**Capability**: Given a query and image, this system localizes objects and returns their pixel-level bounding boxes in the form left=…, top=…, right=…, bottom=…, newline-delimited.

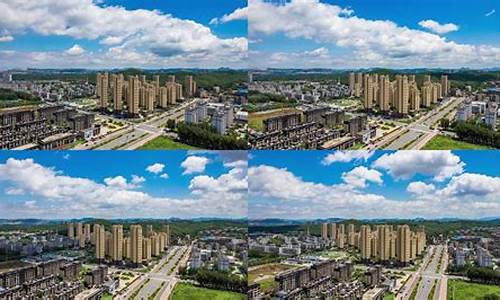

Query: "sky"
left=0, top=150, right=247, bottom=220
left=249, top=150, right=500, bottom=220
left=249, top=0, right=500, bottom=69
left=0, top=0, right=248, bottom=69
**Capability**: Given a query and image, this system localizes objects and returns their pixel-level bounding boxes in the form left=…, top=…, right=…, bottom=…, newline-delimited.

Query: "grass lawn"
left=139, top=136, right=197, bottom=150
left=171, top=283, right=246, bottom=300
left=384, top=293, right=395, bottom=300
left=102, top=293, right=113, bottom=300
left=447, top=280, right=500, bottom=300
left=423, top=135, right=493, bottom=150
left=249, top=108, right=300, bottom=131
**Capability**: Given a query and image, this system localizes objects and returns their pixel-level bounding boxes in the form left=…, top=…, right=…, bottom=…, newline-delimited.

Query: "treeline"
left=249, top=249, right=281, bottom=267
left=453, top=121, right=500, bottom=148
left=248, top=91, right=292, bottom=104
left=447, top=265, right=500, bottom=285
left=0, top=88, right=41, bottom=108
left=177, top=122, right=249, bottom=150
left=14, top=70, right=247, bottom=90
left=180, top=267, right=247, bottom=293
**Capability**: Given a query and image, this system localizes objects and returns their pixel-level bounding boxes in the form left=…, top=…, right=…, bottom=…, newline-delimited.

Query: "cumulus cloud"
left=0, top=35, right=14, bottom=42
left=342, top=166, right=383, bottom=188
left=418, top=20, right=459, bottom=35
left=181, top=156, right=210, bottom=175
left=0, top=0, right=247, bottom=68
left=210, top=7, right=248, bottom=25
left=407, top=181, right=436, bottom=196
left=0, top=158, right=246, bottom=219
left=322, top=150, right=374, bottom=165
left=372, top=151, right=464, bottom=182
left=248, top=0, right=500, bottom=68
left=249, top=162, right=500, bottom=220
left=146, top=163, right=165, bottom=174
left=65, top=44, right=85, bottom=56
left=160, top=173, right=169, bottom=180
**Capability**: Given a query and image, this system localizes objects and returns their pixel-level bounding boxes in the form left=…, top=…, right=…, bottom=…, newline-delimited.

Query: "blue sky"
left=0, top=0, right=248, bottom=69
left=249, top=0, right=499, bottom=69
left=249, top=150, right=500, bottom=220
left=0, top=150, right=247, bottom=219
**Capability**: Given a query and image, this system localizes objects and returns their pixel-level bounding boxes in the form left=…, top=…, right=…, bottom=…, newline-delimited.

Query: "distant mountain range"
left=256, top=67, right=500, bottom=73
left=249, top=217, right=500, bottom=226
left=0, top=217, right=247, bottom=225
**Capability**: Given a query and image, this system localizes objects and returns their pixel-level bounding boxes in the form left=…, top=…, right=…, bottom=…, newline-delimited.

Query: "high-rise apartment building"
left=396, top=225, right=411, bottom=264
left=321, top=223, right=328, bottom=240
left=127, top=76, right=141, bottom=115
left=395, top=75, right=409, bottom=114
left=378, top=75, right=390, bottom=112
left=112, top=74, right=124, bottom=111
left=95, top=224, right=105, bottom=260
left=111, top=225, right=123, bottom=262
left=441, top=75, right=449, bottom=97
left=185, top=75, right=197, bottom=97
left=360, top=225, right=371, bottom=260
left=97, top=72, right=109, bottom=109
left=131, top=225, right=143, bottom=264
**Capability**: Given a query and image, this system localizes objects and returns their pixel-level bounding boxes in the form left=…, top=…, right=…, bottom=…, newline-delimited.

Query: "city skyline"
left=249, top=0, right=500, bottom=69
left=0, top=150, right=247, bottom=219
left=249, top=150, right=500, bottom=220
left=0, top=0, right=248, bottom=69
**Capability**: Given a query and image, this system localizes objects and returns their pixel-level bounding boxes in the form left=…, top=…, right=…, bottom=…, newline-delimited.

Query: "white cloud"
left=65, top=44, right=85, bottom=56
left=322, top=150, right=374, bottom=165
left=210, top=7, right=248, bottom=25
left=342, top=166, right=383, bottom=188
left=0, top=158, right=246, bottom=219
left=160, top=173, right=169, bottom=180
left=248, top=0, right=500, bottom=68
left=146, top=163, right=165, bottom=174
left=418, top=20, right=459, bottom=35
left=440, top=173, right=500, bottom=197
left=131, top=175, right=146, bottom=185
left=181, top=156, right=210, bottom=175
left=0, top=0, right=247, bottom=68
left=249, top=162, right=500, bottom=220
left=104, top=175, right=143, bottom=189
left=372, top=151, right=464, bottom=182
left=485, top=9, right=496, bottom=17
left=0, top=35, right=14, bottom=42
left=5, top=187, right=24, bottom=195
left=407, top=181, right=436, bottom=196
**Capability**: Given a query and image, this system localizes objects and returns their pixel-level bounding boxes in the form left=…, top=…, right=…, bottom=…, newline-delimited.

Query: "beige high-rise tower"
left=131, top=225, right=143, bottom=264
left=111, top=225, right=123, bottom=261
left=94, top=224, right=105, bottom=260
left=84, top=224, right=91, bottom=242
left=377, top=225, right=391, bottom=261
left=441, top=75, right=449, bottom=97
left=360, top=225, right=371, bottom=260
left=395, top=75, right=409, bottom=114
left=127, top=75, right=140, bottom=115
left=396, top=225, right=411, bottom=263
left=349, top=72, right=355, bottom=94
left=329, top=223, right=337, bottom=240
left=321, top=223, right=328, bottom=239
left=363, top=74, right=374, bottom=109
left=97, top=72, right=109, bottom=109
left=185, top=75, right=197, bottom=97
left=378, top=75, right=390, bottom=112
left=112, top=73, right=124, bottom=111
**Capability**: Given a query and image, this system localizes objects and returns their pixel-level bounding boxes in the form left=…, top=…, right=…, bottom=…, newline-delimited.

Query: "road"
left=121, top=245, right=191, bottom=300
left=367, top=97, right=464, bottom=150
left=397, top=244, right=447, bottom=300
left=397, top=245, right=435, bottom=300
left=74, top=99, right=197, bottom=150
